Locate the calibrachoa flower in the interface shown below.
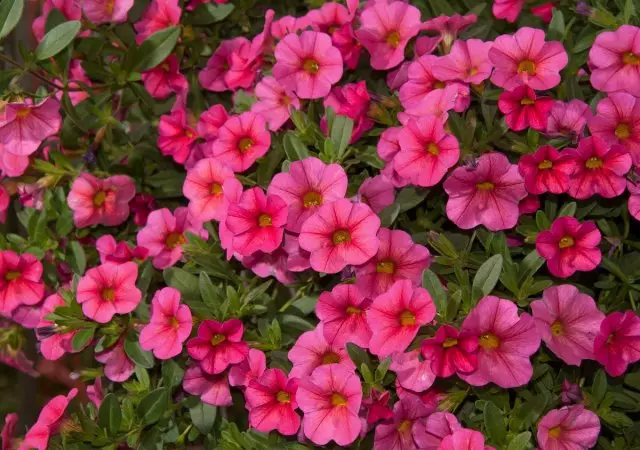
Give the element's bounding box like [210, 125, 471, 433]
[439, 428, 495, 450]
[157, 107, 198, 165]
[421, 325, 479, 378]
[546, 99, 592, 138]
[36, 293, 79, 361]
[518, 145, 573, 195]
[245, 368, 300, 435]
[198, 104, 229, 141]
[80, 0, 133, 24]
[492, 0, 524, 22]
[288, 324, 355, 378]
[183, 364, 232, 406]
[593, 310, 640, 376]
[323, 81, 373, 143]
[183, 158, 239, 222]
[433, 39, 494, 84]
[536, 217, 602, 279]
[296, 364, 363, 446]
[251, 76, 301, 131]
[20, 388, 77, 450]
[537, 405, 600, 450]
[96, 235, 148, 264]
[589, 25, 640, 97]
[229, 348, 266, 388]
[373, 396, 431, 450]
[0, 250, 44, 315]
[398, 55, 445, 115]
[357, 175, 395, 214]
[134, 0, 181, 42]
[141, 55, 189, 100]
[95, 338, 135, 382]
[498, 86, 554, 132]
[390, 349, 436, 393]
[316, 283, 372, 348]
[187, 319, 249, 375]
[413, 412, 462, 450]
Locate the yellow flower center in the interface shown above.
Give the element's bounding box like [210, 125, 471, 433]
[93, 190, 107, 206]
[102, 288, 115, 302]
[165, 232, 186, 249]
[399, 310, 416, 327]
[4, 271, 20, 281]
[548, 426, 562, 439]
[615, 123, 631, 140]
[427, 143, 440, 156]
[106, 0, 115, 13]
[16, 109, 31, 119]
[558, 236, 574, 248]
[346, 305, 361, 315]
[433, 80, 446, 89]
[331, 392, 347, 406]
[520, 97, 535, 106]
[479, 333, 500, 349]
[386, 31, 401, 48]
[210, 334, 226, 346]
[476, 181, 495, 191]
[276, 391, 291, 403]
[585, 157, 603, 170]
[258, 214, 272, 227]
[238, 137, 254, 153]
[468, 67, 479, 76]
[622, 52, 640, 65]
[303, 191, 323, 208]
[442, 337, 458, 348]
[551, 321, 564, 336]
[517, 60, 536, 75]
[322, 352, 341, 364]
[376, 260, 395, 274]
[170, 317, 180, 329]
[397, 420, 412, 433]
[332, 230, 351, 245]
[303, 59, 320, 74]
[538, 160, 553, 170]
[210, 183, 223, 195]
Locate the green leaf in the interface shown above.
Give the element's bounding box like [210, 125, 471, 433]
[131, 26, 181, 72]
[548, 9, 565, 41]
[346, 343, 372, 371]
[591, 369, 608, 408]
[35, 20, 81, 60]
[330, 115, 353, 158]
[557, 201, 577, 218]
[483, 401, 507, 446]
[138, 389, 169, 425]
[189, 400, 217, 434]
[124, 338, 155, 369]
[507, 431, 532, 450]
[136, 365, 150, 389]
[68, 241, 86, 275]
[185, 3, 235, 25]
[283, 132, 309, 161]
[98, 393, 122, 436]
[472, 254, 503, 300]
[199, 272, 222, 311]
[163, 267, 201, 301]
[396, 187, 428, 212]
[71, 327, 94, 351]
[162, 360, 185, 389]
[0, 0, 23, 40]
[422, 269, 447, 315]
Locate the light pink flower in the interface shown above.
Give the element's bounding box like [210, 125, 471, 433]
[184, 158, 239, 222]
[420, 325, 478, 378]
[390, 349, 436, 393]
[134, 0, 181, 42]
[439, 428, 494, 450]
[95, 235, 148, 264]
[0, 251, 44, 315]
[288, 324, 355, 378]
[546, 100, 592, 138]
[498, 86, 554, 131]
[36, 294, 79, 361]
[0, 98, 61, 157]
[589, 25, 640, 97]
[537, 405, 600, 450]
[183, 364, 232, 406]
[589, 92, 640, 165]
[141, 56, 189, 99]
[433, 39, 494, 84]
[95, 339, 135, 382]
[81, 0, 133, 23]
[158, 107, 198, 165]
[229, 348, 266, 387]
[20, 388, 77, 450]
[245, 368, 300, 435]
[251, 76, 301, 131]
[492, 0, 524, 22]
[186, 319, 249, 375]
[373, 396, 431, 450]
[518, 145, 573, 195]
[594, 310, 640, 377]
[413, 412, 461, 450]
[398, 84, 459, 123]
[316, 283, 372, 348]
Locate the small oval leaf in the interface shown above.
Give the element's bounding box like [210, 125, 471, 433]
[36, 20, 82, 60]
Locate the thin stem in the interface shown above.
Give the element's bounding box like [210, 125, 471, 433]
[0, 53, 89, 93]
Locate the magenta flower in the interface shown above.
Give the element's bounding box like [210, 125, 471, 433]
[421, 325, 478, 378]
[95, 338, 135, 382]
[0, 251, 44, 315]
[198, 37, 262, 92]
[460, 296, 540, 388]
[36, 294, 79, 361]
[390, 349, 436, 393]
[368, 280, 436, 358]
[374, 397, 431, 450]
[251, 76, 301, 131]
[518, 145, 573, 195]
[183, 364, 232, 406]
[20, 388, 77, 450]
[198, 104, 229, 141]
[187, 319, 249, 375]
[589, 25, 640, 97]
[273, 31, 343, 99]
[355, 1, 421, 70]
[316, 283, 372, 348]
[355, 228, 431, 299]
[245, 368, 300, 435]
[413, 412, 462, 450]
[498, 86, 554, 131]
[0, 98, 61, 157]
[629, 173, 640, 221]
[268, 157, 348, 232]
[493, 0, 524, 22]
[323, 81, 373, 143]
[357, 175, 395, 214]
[531, 285, 605, 365]
[287, 324, 355, 378]
[142, 56, 189, 100]
[229, 348, 266, 388]
[443, 152, 527, 231]
[241, 246, 296, 285]
[589, 92, 640, 165]
[594, 311, 640, 376]
[80, 0, 133, 23]
[398, 55, 445, 115]
[296, 364, 362, 446]
[134, 0, 181, 42]
[299, 199, 380, 274]
[96, 235, 148, 264]
[129, 193, 156, 226]
[439, 428, 494, 450]
[546, 100, 592, 138]
[158, 107, 198, 165]
[489, 27, 568, 90]
[433, 39, 494, 84]
[537, 405, 600, 450]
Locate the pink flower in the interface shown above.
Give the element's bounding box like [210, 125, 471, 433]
[184, 158, 239, 222]
[139, 287, 192, 360]
[251, 76, 301, 131]
[229, 348, 266, 387]
[296, 364, 362, 446]
[245, 368, 300, 435]
[87, 377, 104, 408]
[299, 199, 380, 274]
[439, 428, 494, 450]
[492, 0, 524, 22]
[206, 112, 271, 173]
[55, 61, 90, 106]
[443, 152, 527, 231]
[96, 235, 148, 264]
[413, 412, 462, 450]
[316, 283, 372, 348]
[531, 3, 554, 22]
[394, 115, 460, 187]
[287, 324, 355, 378]
[0, 251, 44, 315]
[134, 0, 181, 42]
[36, 294, 78, 361]
[355, 228, 430, 299]
[373, 397, 431, 450]
[33, 0, 81, 41]
[629, 172, 640, 221]
[561, 379, 583, 405]
[594, 311, 640, 376]
[537, 405, 600, 450]
[158, 107, 198, 165]
[421, 14, 477, 50]
[323, 81, 373, 143]
[563, 136, 632, 199]
[241, 246, 296, 285]
[273, 31, 343, 99]
[518, 145, 573, 195]
[137, 207, 208, 269]
[129, 193, 155, 226]
[368, 280, 436, 358]
[142, 56, 189, 99]
[186, 319, 249, 374]
[76, 262, 141, 323]
[421, 325, 478, 378]
[268, 157, 348, 233]
[589, 25, 640, 97]
[460, 296, 540, 388]
[284, 233, 311, 272]
[17, 183, 44, 210]
[489, 27, 568, 90]
[362, 389, 393, 426]
[390, 350, 436, 393]
[305, 1, 353, 33]
[498, 86, 554, 131]
[546, 100, 592, 138]
[355, 2, 421, 70]
[589, 92, 640, 165]
[198, 104, 229, 141]
[398, 55, 445, 115]
[0, 98, 61, 157]
[183, 364, 232, 406]
[20, 388, 77, 450]
[2, 412, 18, 450]
[357, 175, 395, 214]
[95, 339, 135, 382]
[80, 0, 133, 23]
[398, 84, 459, 124]
[432, 39, 494, 84]
[531, 285, 605, 365]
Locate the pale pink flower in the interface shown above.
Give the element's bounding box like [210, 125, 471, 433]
[546, 100, 592, 138]
[184, 158, 239, 222]
[594, 311, 640, 377]
[95, 339, 135, 382]
[245, 368, 300, 435]
[0, 251, 44, 315]
[229, 348, 266, 387]
[0, 98, 61, 157]
[589, 92, 640, 165]
[316, 283, 372, 348]
[183, 364, 232, 406]
[186, 319, 249, 375]
[81, 0, 133, 23]
[433, 39, 494, 84]
[134, 0, 181, 42]
[288, 324, 355, 378]
[537, 405, 600, 450]
[589, 25, 640, 97]
[357, 175, 395, 214]
[251, 76, 301, 131]
[390, 349, 436, 393]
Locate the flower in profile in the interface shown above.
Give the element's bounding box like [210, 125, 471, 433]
[95, 338, 135, 382]
[36, 294, 80, 361]
[241, 246, 296, 285]
[229, 348, 266, 388]
[299, 199, 380, 274]
[142, 55, 189, 99]
[492, 0, 524, 22]
[323, 81, 373, 143]
[368, 280, 436, 358]
[33, 0, 81, 41]
[460, 296, 540, 388]
[413, 412, 462, 449]
[546, 100, 592, 138]
[96, 235, 148, 264]
[197, 37, 261, 92]
[158, 107, 199, 165]
[198, 104, 229, 141]
[0, 98, 61, 158]
[245, 368, 300, 435]
[374, 396, 431, 450]
[184, 158, 239, 222]
[390, 349, 436, 393]
[183, 364, 232, 406]
[561, 380, 583, 405]
[273, 31, 343, 99]
[531, 285, 605, 365]
[439, 428, 494, 450]
[80, 0, 133, 23]
[498, 86, 554, 131]
[432, 39, 494, 84]
[421, 13, 477, 50]
[443, 152, 527, 231]
[357, 175, 395, 214]
[589, 25, 640, 97]
[489, 27, 568, 90]
[593, 310, 640, 376]
[399, 85, 459, 123]
[537, 405, 600, 450]
[187, 319, 249, 375]
[251, 76, 301, 131]
[134, 0, 181, 42]
[0, 250, 44, 315]
[296, 364, 363, 446]
[87, 377, 104, 408]
[316, 284, 372, 348]
[2, 412, 18, 450]
[518, 145, 573, 195]
[421, 325, 478, 378]
[20, 388, 77, 450]
[129, 193, 156, 226]
[288, 324, 355, 378]
[629, 171, 640, 221]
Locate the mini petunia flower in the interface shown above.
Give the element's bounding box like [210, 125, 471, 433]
[357, 175, 395, 214]
[398, 84, 460, 124]
[629, 171, 640, 221]
[96, 235, 148, 264]
[86, 377, 104, 408]
[80, 0, 133, 23]
[296, 364, 363, 446]
[299, 199, 380, 274]
[536, 216, 602, 279]
[546, 100, 592, 138]
[95, 338, 135, 382]
[198, 104, 229, 141]
[561, 379, 583, 405]
[141, 55, 189, 99]
[593, 310, 640, 377]
[355, 1, 421, 70]
[460, 296, 540, 388]
[316, 283, 372, 348]
[0, 251, 44, 315]
[284, 233, 312, 272]
[518, 145, 574, 195]
[537, 405, 600, 450]
[421, 13, 477, 51]
[158, 107, 199, 165]
[134, 0, 181, 42]
[498, 86, 554, 131]
[589, 25, 640, 97]
[413, 411, 462, 450]
[139, 287, 192, 360]
[390, 349, 436, 393]
[20, 388, 77, 450]
[229, 348, 266, 388]
[76, 262, 142, 323]
[273, 31, 343, 99]
[362, 389, 394, 426]
[421, 325, 479, 378]
[55, 60, 90, 106]
[368, 280, 436, 358]
[589, 92, 640, 165]
[245, 368, 300, 435]
[251, 76, 301, 131]
[36, 294, 79, 361]
[0, 98, 61, 158]
[186, 319, 249, 375]
[489, 27, 568, 91]
[183, 364, 233, 406]
[531, 285, 605, 365]
[373, 396, 431, 450]
[184, 158, 239, 222]
[398, 55, 446, 115]
[129, 193, 156, 226]
[439, 428, 494, 450]
[492, 0, 524, 22]
[443, 152, 527, 231]
[241, 245, 296, 285]
[322, 81, 373, 143]
[288, 324, 355, 378]
[2, 412, 18, 450]
[268, 157, 348, 233]
[33, 0, 81, 41]
[432, 39, 494, 84]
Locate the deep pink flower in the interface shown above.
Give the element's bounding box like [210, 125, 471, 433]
[531, 285, 605, 365]
[198, 39, 250, 92]
[589, 92, 640, 165]
[183, 364, 232, 406]
[2, 412, 18, 450]
[0, 251, 44, 315]
[20, 388, 77, 450]
[316, 283, 372, 348]
[537, 405, 600, 450]
[198, 104, 229, 141]
[271, 15, 309, 40]
[594, 311, 640, 376]
[187, 319, 249, 375]
[362, 389, 394, 426]
[489, 27, 568, 90]
[443, 152, 527, 231]
[55, 60, 90, 106]
[134, 0, 181, 42]
[36, 294, 79, 361]
[498, 86, 554, 131]
[96, 235, 148, 264]
[492, 0, 524, 22]
[80, 0, 133, 23]
[460, 296, 540, 388]
[439, 428, 494, 450]
[368, 280, 436, 358]
[184, 158, 239, 222]
[323, 81, 373, 143]
[129, 193, 155, 226]
[355, 1, 421, 70]
[158, 107, 198, 165]
[531, 3, 554, 23]
[17, 183, 44, 210]
[413, 412, 462, 450]
[546, 100, 592, 138]
[0, 98, 61, 158]
[136, 207, 208, 269]
[398, 55, 446, 115]
[305, 1, 353, 33]
[228, 348, 266, 387]
[251, 76, 301, 131]
[518, 145, 573, 195]
[357, 175, 395, 214]
[141, 56, 189, 99]
[421, 325, 478, 378]
[589, 25, 640, 97]
[95, 339, 135, 382]
[287, 324, 355, 378]
[296, 364, 362, 446]
[273, 31, 343, 99]
[33, 0, 81, 41]
[76, 262, 141, 323]
[390, 349, 436, 393]
[373, 396, 431, 450]
[421, 14, 477, 50]
[433, 39, 494, 84]
[245, 368, 300, 435]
